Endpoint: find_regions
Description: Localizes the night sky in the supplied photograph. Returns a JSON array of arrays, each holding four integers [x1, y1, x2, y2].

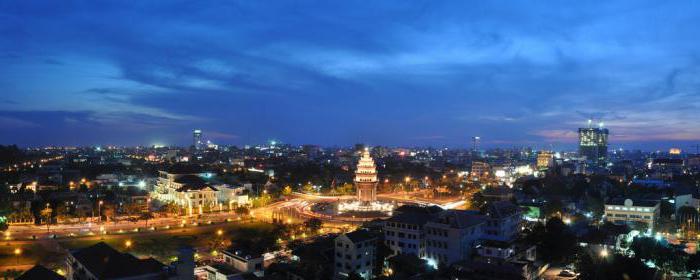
[[1, 1, 699, 150]]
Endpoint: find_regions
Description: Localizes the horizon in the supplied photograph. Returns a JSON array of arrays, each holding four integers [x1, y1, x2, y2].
[[2, 1, 700, 150]]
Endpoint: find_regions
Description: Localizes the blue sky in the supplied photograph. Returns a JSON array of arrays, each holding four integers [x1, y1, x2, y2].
[[1, 1, 699, 150]]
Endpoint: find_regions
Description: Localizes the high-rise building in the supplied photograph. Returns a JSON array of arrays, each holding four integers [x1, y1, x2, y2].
[[578, 121, 609, 166], [355, 148, 377, 203], [193, 129, 203, 150], [536, 150, 554, 170], [472, 136, 481, 156]]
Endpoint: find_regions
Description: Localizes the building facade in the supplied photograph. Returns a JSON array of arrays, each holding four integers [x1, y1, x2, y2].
[[578, 124, 609, 166], [334, 230, 377, 280], [536, 151, 554, 170], [604, 199, 660, 230], [383, 212, 433, 258], [424, 210, 485, 267], [155, 169, 219, 215], [483, 201, 522, 242]]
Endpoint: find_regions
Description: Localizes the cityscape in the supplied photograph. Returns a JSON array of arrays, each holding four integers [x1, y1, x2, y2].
[[2, 2, 700, 280]]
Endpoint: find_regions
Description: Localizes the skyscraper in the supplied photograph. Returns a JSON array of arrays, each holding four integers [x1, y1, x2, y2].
[[193, 129, 203, 150], [472, 136, 481, 157], [355, 148, 377, 203], [578, 121, 609, 166]]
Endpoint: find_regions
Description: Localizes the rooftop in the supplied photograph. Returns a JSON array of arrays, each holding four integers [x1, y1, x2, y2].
[[70, 242, 167, 279], [485, 201, 520, 218], [174, 175, 217, 191], [343, 229, 377, 243], [17, 265, 65, 280], [431, 210, 486, 229], [607, 198, 659, 207], [164, 164, 203, 174]]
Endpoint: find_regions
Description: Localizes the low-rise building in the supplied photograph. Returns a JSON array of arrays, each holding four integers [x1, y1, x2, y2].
[[424, 210, 485, 267], [66, 242, 177, 280], [334, 229, 377, 280], [604, 198, 660, 230], [199, 264, 244, 280], [471, 162, 491, 180], [383, 210, 437, 258], [155, 167, 219, 215], [483, 201, 522, 242], [222, 249, 264, 277]]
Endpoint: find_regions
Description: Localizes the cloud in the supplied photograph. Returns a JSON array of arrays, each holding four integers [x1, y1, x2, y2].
[[0, 116, 39, 128], [1, 1, 700, 148]]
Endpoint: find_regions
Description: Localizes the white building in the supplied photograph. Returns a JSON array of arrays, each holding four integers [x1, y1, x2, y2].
[[215, 185, 250, 208], [334, 229, 377, 280], [199, 264, 243, 280], [471, 162, 491, 180], [155, 168, 219, 215], [222, 249, 264, 277], [383, 212, 432, 258], [604, 198, 660, 230], [483, 201, 522, 242], [424, 210, 485, 267]]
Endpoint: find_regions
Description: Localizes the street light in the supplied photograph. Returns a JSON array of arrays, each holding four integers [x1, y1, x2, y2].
[[98, 200, 104, 223], [125, 240, 132, 248], [14, 248, 21, 264], [600, 248, 608, 257], [217, 229, 223, 236]]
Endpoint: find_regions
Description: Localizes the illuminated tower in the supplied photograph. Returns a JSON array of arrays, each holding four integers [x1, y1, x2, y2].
[[472, 136, 481, 158], [193, 129, 203, 150], [355, 148, 378, 203], [578, 120, 609, 166]]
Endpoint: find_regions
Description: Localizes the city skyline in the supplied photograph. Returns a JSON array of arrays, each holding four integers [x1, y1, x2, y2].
[[2, 1, 700, 149]]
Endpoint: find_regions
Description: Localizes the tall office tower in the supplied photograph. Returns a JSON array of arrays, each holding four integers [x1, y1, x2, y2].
[[578, 120, 609, 166], [537, 150, 554, 170], [193, 129, 203, 150], [355, 148, 378, 203], [472, 136, 481, 156]]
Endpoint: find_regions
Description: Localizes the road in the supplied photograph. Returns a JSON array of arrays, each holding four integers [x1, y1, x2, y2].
[[5, 210, 247, 241], [4, 190, 467, 243]]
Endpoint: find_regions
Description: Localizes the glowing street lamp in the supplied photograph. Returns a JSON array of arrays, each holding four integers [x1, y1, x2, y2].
[[600, 248, 608, 257], [125, 240, 132, 248], [14, 248, 21, 264], [216, 229, 224, 236]]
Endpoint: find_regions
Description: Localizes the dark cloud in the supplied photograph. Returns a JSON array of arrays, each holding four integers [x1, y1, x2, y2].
[[0, 1, 699, 149]]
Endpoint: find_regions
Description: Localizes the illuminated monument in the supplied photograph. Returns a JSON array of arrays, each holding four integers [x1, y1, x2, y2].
[[355, 148, 378, 203], [334, 147, 393, 216]]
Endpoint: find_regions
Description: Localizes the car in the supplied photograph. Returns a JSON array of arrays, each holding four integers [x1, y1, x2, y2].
[[558, 269, 578, 277]]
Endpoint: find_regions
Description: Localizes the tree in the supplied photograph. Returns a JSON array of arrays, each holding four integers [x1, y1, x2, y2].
[[235, 206, 250, 216], [40, 206, 52, 233], [687, 253, 700, 273], [347, 272, 363, 280], [303, 218, 322, 233], [122, 202, 142, 222], [282, 185, 292, 195], [55, 205, 72, 223], [576, 251, 655, 280], [386, 254, 431, 279], [139, 212, 154, 227], [527, 217, 577, 263], [302, 183, 314, 193], [159, 202, 180, 216], [542, 199, 565, 218]]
